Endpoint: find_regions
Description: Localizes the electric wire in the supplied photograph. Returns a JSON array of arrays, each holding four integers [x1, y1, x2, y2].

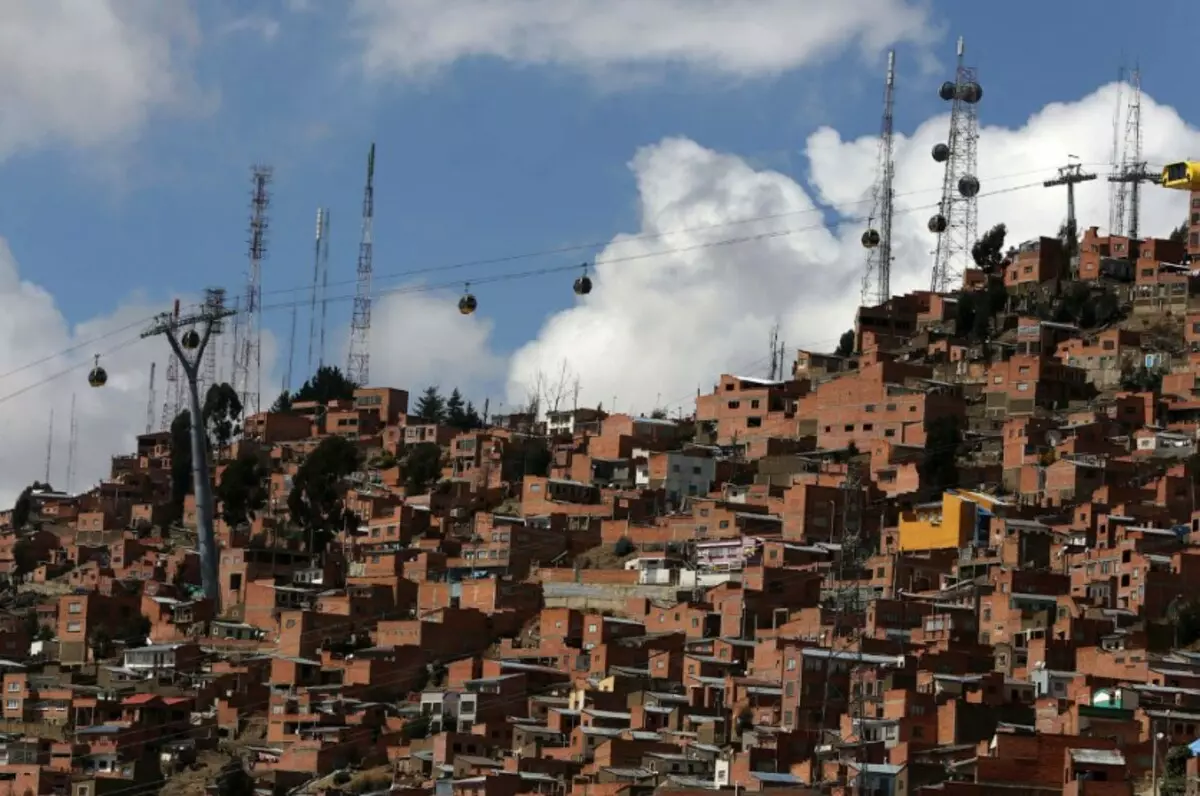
[[0, 170, 1109, 403]]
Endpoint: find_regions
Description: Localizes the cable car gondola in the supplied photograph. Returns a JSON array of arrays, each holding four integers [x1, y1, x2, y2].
[[573, 263, 593, 296], [861, 229, 881, 249], [87, 354, 108, 388], [458, 284, 477, 315]]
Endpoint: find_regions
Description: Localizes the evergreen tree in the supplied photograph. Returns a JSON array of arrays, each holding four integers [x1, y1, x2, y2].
[[403, 442, 444, 494], [919, 415, 961, 495], [446, 388, 467, 429], [464, 401, 483, 429], [970, 223, 1008, 271], [270, 390, 293, 413], [11, 486, 32, 530], [293, 365, 358, 404], [1170, 219, 1189, 244], [287, 435, 361, 554], [216, 454, 269, 528], [203, 382, 243, 454], [169, 410, 193, 523], [415, 386, 446, 424], [835, 329, 855, 357]]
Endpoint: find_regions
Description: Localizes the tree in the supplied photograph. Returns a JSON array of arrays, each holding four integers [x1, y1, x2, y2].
[[12, 539, 37, 576], [203, 382, 243, 454], [11, 486, 32, 530], [919, 415, 961, 495], [464, 401, 483, 429], [970, 223, 1008, 271], [287, 435, 361, 554], [650, 408, 669, 419], [835, 329, 855, 358], [1170, 219, 1189, 244], [270, 390, 293, 413], [415, 386, 446, 424], [169, 410, 193, 523], [293, 365, 358, 405], [954, 292, 977, 337], [216, 454, 269, 528], [403, 442, 444, 494], [446, 388, 467, 429], [614, 537, 636, 556]]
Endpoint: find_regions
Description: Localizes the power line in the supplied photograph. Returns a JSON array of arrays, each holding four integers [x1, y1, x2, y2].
[[0, 165, 1100, 390], [0, 172, 1104, 403]]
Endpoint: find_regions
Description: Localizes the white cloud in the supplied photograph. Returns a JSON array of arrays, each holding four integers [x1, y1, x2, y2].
[[218, 15, 280, 43], [349, 0, 935, 80], [0, 0, 200, 159], [362, 290, 507, 403], [505, 83, 1200, 414], [0, 243, 278, 507]]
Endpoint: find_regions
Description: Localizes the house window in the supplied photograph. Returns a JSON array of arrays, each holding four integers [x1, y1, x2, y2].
[[67, 622, 81, 633], [68, 603, 82, 614], [6, 683, 17, 692]]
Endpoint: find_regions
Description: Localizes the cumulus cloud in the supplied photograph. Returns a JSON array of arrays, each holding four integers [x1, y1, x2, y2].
[[0, 0, 200, 159], [348, 0, 935, 80], [505, 83, 1200, 414], [0, 243, 279, 507], [364, 290, 508, 401]]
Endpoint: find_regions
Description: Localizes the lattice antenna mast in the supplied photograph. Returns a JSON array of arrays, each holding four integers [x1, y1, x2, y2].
[[861, 50, 897, 307], [347, 144, 375, 386], [318, 210, 332, 369], [929, 37, 982, 294], [1108, 65, 1157, 241], [306, 208, 328, 376], [66, 395, 78, 494], [235, 166, 271, 421], [200, 288, 225, 395], [1108, 65, 1127, 235], [43, 409, 54, 485], [145, 362, 157, 435], [160, 300, 182, 430]]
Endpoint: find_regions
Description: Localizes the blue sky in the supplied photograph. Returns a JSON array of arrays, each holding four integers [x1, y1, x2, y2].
[[5, 0, 1200, 501], [9, 0, 1191, 357]]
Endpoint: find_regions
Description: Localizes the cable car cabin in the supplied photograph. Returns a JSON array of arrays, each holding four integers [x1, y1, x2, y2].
[[1161, 161, 1200, 190]]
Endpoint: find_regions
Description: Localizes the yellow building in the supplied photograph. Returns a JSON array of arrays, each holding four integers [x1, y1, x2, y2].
[[897, 492, 977, 551]]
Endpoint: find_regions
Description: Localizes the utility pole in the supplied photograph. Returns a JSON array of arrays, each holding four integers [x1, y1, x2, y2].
[[142, 292, 235, 607], [1044, 160, 1097, 260]]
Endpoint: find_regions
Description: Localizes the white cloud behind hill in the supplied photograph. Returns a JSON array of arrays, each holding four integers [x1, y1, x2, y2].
[[4, 83, 1200, 506], [505, 82, 1200, 413]]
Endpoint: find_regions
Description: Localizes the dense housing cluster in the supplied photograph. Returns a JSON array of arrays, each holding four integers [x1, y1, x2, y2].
[[11, 212, 1200, 796]]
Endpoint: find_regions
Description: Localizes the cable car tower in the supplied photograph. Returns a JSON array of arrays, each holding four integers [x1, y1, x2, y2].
[[861, 51, 897, 308], [929, 36, 982, 294]]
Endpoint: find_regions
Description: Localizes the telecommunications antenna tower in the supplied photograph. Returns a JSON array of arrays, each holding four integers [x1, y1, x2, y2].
[[201, 288, 226, 397], [346, 144, 375, 387], [306, 208, 331, 374], [1108, 65, 1156, 240], [234, 166, 272, 421], [861, 50, 897, 307], [929, 36, 982, 294]]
